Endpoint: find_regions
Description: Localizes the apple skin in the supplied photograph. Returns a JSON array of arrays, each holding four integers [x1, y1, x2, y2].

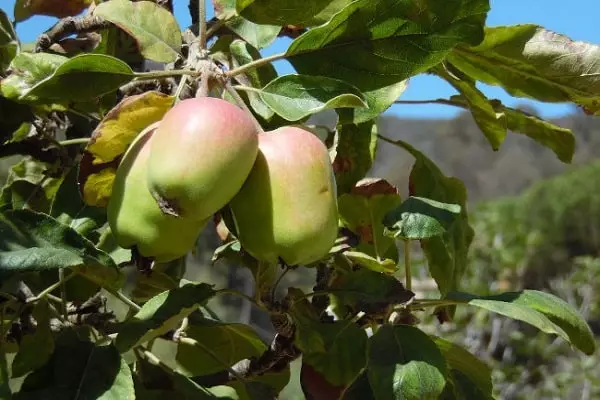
[[146, 97, 259, 220], [107, 123, 208, 263], [229, 126, 339, 266]]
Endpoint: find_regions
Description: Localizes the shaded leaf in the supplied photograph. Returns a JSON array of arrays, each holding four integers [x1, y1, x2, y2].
[[14, 0, 93, 22], [24, 54, 134, 102], [0, 9, 18, 72], [383, 196, 462, 240], [447, 290, 596, 355], [343, 251, 396, 274], [0, 209, 118, 279], [131, 257, 185, 302], [368, 325, 448, 400], [385, 139, 474, 300], [78, 91, 173, 207], [11, 300, 54, 378], [337, 178, 402, 260], [93, 0, 182, 63], [448, 24, 600, 115], [258, 74, 367, 121], [1, 52, 67, 102], [176, 317, 267, 376], [115, 283, 216, 352], [15, 330, 134, 400], [227, 367, 290, 400], [434, 337, 493, 399], [286, 0, 489, 123], [341, 372, 375, 400], [0, 97, 34, 144], [301, 362, 345, 400], [331, 122, 378, 194]]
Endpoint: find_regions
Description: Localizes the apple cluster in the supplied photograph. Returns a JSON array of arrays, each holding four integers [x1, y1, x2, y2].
[[107, 97, 339, 266]]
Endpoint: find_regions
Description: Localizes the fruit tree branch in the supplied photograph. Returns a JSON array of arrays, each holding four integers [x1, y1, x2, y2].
[[35, 15, 111, 53], [225, 53, 287, 78]]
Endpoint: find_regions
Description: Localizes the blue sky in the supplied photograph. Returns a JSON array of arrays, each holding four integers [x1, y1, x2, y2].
[[3, 0, 599, 119]]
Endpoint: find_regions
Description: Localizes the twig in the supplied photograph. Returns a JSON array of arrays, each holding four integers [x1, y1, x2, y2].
[[134, 69, 200, 80], [225, 53, 287, 78], [59, 138, 90, 146], [271, 265, 292, 301], [394, 99, 463, 107], [28, 272, 77, 304], [216, 288, 267, 311], [106, 288, 142, 312], [58, 269, 68, 319], [198, 0, 207, 51], [224, 82, 263, 132], [36, 15, 111, 52]]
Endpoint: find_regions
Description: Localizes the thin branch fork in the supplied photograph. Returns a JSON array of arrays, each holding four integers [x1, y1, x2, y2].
[[36, 15, 112, 53]]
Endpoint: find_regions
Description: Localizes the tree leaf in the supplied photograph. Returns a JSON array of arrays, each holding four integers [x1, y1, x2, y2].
[[226, 367, 290, 400], [0, 209, 118, 279], [24, 54, 134, 102], [257, 74, 367, 121], [300, 362, 346, 400], [337, 178, 402, 261], [130, 257, 185, 302], [383, 196, 462, 240], [77, 91, 173, 207], [331, 122, 378, 195], [289, 289, 368, 387], [14, 0, 93, 22], [385, 139, 474, 301], [11, 300, 54, 378], [176, 317, 267, 377], [433, 337, 493, 399], [1, 52, 68, 102], [0, 9, 18, 72], [446, 290, 596, 355], [440, 69, 507, 150], [286, 0, 489, 123], [328, 267, 414, 314], [368, 325, 448, 400], [342, 251, 396, 274], [225, 18, 280, 50], [115, 282, 216, 352], [237, 0, 354, 26], [0, 97, 33, 144], [15, 330, 135, 400], [448, 24, 600, 115], [93, 0, 182, 63]]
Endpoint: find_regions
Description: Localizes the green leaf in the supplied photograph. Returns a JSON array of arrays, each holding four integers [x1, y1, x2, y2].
[[15, 330, 134, 400], [434, 337, 493, 399], [448, 24, 600, 115], [0, 9, 18, 72], [286, 0, 489, 123], [51, 166, 106, 239], [115, 282, 216, 352], [440, 68, 507, 150], [338, 178, 402, 261], [130, 257, 185, 302], [237, 0, 354, 26], [368, 325, 448, 400], [0, 209, 118, 279], [176, 317, 267, 376], [226, 18, 280, 50], [228, 39, 277, 120], [386, 139, 474, 299], [289, 289, 367, 387], [227, 367, 290, 400], [343, 251, 396, 274], [383, 196, 462, 240], [11, 300, 54, 378], [0, 97, 34, 144], [1, 52, 67, 102], [24, 54, 134, 102], [331, 122, 378, 195], [329, 267, 414, 313], [338, 81, 408, 124], [93, 0, 182, 63], [257, 74, 367, 121], [446, 290, 596, 355], [96, 227, 132, 266], [341, 372, 375, 400]]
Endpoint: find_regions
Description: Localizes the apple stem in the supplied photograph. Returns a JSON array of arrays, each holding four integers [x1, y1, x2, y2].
[[225, 52, 287, 78], [224, 81, 264, 133]]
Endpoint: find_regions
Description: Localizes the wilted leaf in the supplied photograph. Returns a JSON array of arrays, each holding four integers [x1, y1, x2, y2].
[[16, 330, 135, 399], [176, 317, 267, 376], [287, 0, 489, 123], [24, 54, 134, 102], [257, 74, 367, 121], [14, 0, 93, 22], [0, 209, 117, 279], [383, 196, 462, 240], [11, 300, 54, 378], [448, 24, 600, 115], [368, 325, 448, 400], [447, 290, 596, 355], [338, 178, 402, 260], [331, 122, 378, 194], [93, 0, 182, 63], [115, 283, 216, 352]]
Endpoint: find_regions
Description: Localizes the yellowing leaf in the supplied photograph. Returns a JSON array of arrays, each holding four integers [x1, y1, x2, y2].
[[80, 167, 117, 208]]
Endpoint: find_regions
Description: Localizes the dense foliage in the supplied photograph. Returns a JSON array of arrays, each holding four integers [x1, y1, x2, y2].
[[0, 1, 598, 399]]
